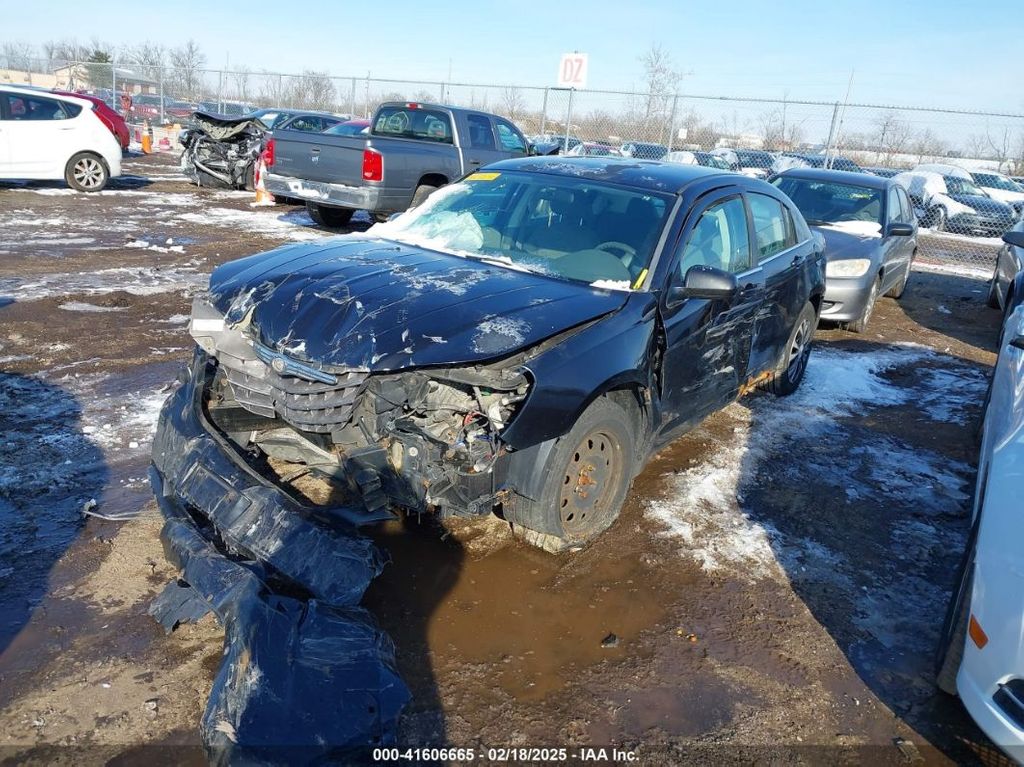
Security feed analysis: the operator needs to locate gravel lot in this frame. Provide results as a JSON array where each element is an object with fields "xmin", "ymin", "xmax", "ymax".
[{"xmin": 0, "ymin": 153, "xmax": 1010, "ymax": 764}]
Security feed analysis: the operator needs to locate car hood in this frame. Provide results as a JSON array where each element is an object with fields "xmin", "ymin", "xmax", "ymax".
[
  {"xmin": 207, "ymin": 236, "xmax": 629, "ymax": 371},
  {"xmin": 812, "ymin": 222, "xmax": 882, "ymax": 261},
  {"xmin": 948, "ymin": 193, "xmax": 1013, "ymax": 216}
]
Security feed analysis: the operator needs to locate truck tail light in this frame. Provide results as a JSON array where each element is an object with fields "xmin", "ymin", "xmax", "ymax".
[
  {"xmin": 362, "ymin": 147, "xmax": 383, "ymax": 181},
  {"xmin": 263, "ymin": 138, "xmax": 275, "ymax": 167}
]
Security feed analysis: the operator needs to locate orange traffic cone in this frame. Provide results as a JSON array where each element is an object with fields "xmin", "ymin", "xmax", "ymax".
[
  {"xmin": 141, "ymin": 121, "xmax": 152, "ymax": 154},
  {"xmin": 253, "ymin": 153, "xmax": 275, "ymax": 206}
]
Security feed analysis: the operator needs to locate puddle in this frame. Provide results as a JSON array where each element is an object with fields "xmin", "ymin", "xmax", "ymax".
[{"xmin": 367, "ymin": 519, "xmax": 670, "ymax": 702}]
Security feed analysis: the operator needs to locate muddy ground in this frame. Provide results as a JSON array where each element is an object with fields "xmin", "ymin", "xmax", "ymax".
[{"xmin": 0, "ymin": 153, "xmax": 1012, "ymax": 765}]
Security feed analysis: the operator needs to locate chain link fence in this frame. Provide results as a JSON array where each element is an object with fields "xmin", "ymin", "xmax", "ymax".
[{"xmin": 4, "ymin": 55, "xmax": 1024, "ymax": 274}]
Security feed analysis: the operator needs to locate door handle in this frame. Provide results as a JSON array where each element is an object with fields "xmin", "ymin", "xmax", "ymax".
[
  {"xmin": 791, "ymin": 254, "xmax": 805, "ymax": 266},
  {"xmin": 468, "ymin": 158, "xmax": 481, "ymax": 165},
  {"xmin": 310, "ymin": 147, "xmax": 320, "ymax": 153}
]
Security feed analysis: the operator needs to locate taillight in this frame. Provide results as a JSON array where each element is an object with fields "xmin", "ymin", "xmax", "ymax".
[
  {"xmin": 264, "ymin": 138, "xmax": 275, "ymax": 167},
  {"xmin": 362, "ymin": 147, "xmax": 383, "ymax": 181}
]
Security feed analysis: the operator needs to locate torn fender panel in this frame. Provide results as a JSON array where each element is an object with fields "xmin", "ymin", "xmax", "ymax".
[
  {"xmin": 205, "ymin": 236, "xmax": 627, "ymax": 371},
  {"xmin": 149, "ymin": 505, "xmax": 409, "ymax": 761},
  {"xmin": 151, "ymin": 357, "xmax": 386, "ymax": 605},
  {"xmin": 501, "ymin": 291, "xmax": 659, "ymax": 450}
]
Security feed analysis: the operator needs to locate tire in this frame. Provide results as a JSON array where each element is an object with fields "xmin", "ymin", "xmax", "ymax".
[
  {"xmin": 372, "ymin": 211, "xmax": 392, "ymax": 224},
  {"xmin": 306, "ymin": 202, "xmax": 354, "ymax": 228},
  {"xmin": 410, "ymin": 183, "xmax": 439, "ymax": 209},
  {"xmin": 507, "ymin": 397, "xmax": 635, "ymax": 553},
  {"xmin": 243, "ymin": 163, "xmax": 255, "ymax": 192},
  {"xmin": 766, "ymin": 302, "xmax": 816, "ymax": 397},
  {"xmin": 887, "ymin": 252, "xmax": 914, "ymax": 299},
  {"xmin": 846, "ymin": 276, "xmax": 880, "ymax": 334},
  {"xmin": 65, "ymin": 152, "xmax": 109, "ymax": 192}
]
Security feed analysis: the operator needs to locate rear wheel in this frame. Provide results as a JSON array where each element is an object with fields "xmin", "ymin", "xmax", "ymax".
[
  {"xmin": 65, "ymin": 152, "xmax": 109, "ymax": 192},
  {"xmin": 846, "ymin": 276, "xmax": 880, "ymax": 334},
  {"xmin": 410, "ymin": 183, "xmax": 439, "ymax": 209},
  {"xmin": 306, "ymin": 202, "xmax": 354, "ymax": 228},
  {"xmin": 766, "ymin": 302, "xmax": 816, "ymax": 396},
  {"xmin": 507, "ymin": 397, "xmax": 634, "ymax": 553}
]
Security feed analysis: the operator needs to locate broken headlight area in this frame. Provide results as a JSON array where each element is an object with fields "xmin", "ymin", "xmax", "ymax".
[
  {"xmin": 180, "ymin": 111, "xmax": 266, "ymax": 190},
  {"xmin": 190, "ymin": 299, "xmax": 532, "ymax": 523}
]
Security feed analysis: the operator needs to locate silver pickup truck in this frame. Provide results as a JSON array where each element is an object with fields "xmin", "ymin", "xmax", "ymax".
[{"xmin": 263, "ymin": 101, "xmax": 531, "ymax": 227}]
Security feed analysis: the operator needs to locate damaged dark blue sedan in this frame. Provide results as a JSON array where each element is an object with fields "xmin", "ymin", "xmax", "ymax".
[{"xmin": 155, "ymin": 157, "xmax": 826, "ymax": 562}]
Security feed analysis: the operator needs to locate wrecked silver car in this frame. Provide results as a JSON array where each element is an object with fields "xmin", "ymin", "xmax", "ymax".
[
  {"xmin": 180, "ymin": 111, "xmax": 266, "ymax": 190},
  {"xmin": 148, "ymin": 157, "xmax": 824, "ymax": 754}
]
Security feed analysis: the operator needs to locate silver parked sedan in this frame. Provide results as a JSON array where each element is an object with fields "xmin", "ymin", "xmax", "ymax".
[{"xmin": 773, "ymin": 168, "xmax": 917, "ymax": 332}]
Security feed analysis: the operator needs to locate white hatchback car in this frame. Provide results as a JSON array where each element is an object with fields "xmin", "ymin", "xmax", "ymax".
[
  {"xmin": 0, "ymin": 85, "xmax": 122, "ymax": 192},
  {"xmin": 937, "ymin": 303, "xmax": 1024, "ymax": 761}
]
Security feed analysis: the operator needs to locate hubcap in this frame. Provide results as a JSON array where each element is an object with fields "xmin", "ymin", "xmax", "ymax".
[
  {"xmin": 558, "ymin": 429, "xmax": 624, "ymax": 535},
  {"xmin": 786, "ymin": 316, "xmax": 812, "ymax": 380},
  {"xmin": 73, "ymin": 158, "xmax": 104, "ymax": 189}
]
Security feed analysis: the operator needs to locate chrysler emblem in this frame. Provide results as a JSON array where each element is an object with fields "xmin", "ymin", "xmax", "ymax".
[{"xmin": 270, "ymin": 357, "xmax": 286, "ymax": 374}]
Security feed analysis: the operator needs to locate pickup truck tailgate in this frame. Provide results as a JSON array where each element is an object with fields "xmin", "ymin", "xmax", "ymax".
[{"xmin": 271, "ymin": 130, "xmax": 365, "ymax": 186}]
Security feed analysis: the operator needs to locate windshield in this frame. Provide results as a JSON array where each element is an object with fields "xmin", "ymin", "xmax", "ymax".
[
  {"xmin": 367, "ymin": 170, "xmax": 673, "ymax": 290},
  {"xmin": 773, "ymin": 176, "xmax": 883, "ymax": 226},
  {"xmin": 944, "ymin": 176, "xmax": 985, "ymax": 196},
  {"xmin": 975, "ymin": 173, "xmax": 1022, "ymax": 192},
  {"xmin": 699, "ymin": 154, "xmax": 731, "ymax": 169}
]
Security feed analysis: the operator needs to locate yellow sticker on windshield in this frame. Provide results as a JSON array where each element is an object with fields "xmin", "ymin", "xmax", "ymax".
[
  {"xmin": 632, "ymin": 268, "xmax": 648, "ymax": 290},
  {"xmin": 466, "ymin": 172, "xmax": 501, "ymax": 181}
]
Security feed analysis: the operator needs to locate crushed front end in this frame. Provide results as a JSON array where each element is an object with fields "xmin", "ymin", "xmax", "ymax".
[{"xmin": 184, "ymin": 294, "xmax": 532, "ymax": 524}]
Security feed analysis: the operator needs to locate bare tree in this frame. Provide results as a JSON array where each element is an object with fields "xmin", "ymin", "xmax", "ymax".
[
  {"xmin": 638, "ymin": 44, "xmax": 681, "ymax": 142},
  {"xmin": 873, "ymin": 111, "xmax": 913, "ymax": 165},
  {"xmin": 169, "ymin": 39, "xmax": 206, "ymax": 100},
  {"xmin": 2, "ymin": 42, "xmax": 36, "ymax": 72},
  {"xmin": 909, "ymin": 128, "xmax": 946, "ymax": 165},
  {"xmin": 230, "ymin": 66, "xmax": 251, "ymax": 103},
  {"xmin": 500, "ymin": 86, "xmax": 526, "ymax": 123},
  {"xmin": 288, "ymin": 70, "xmax": 336, "ymax": 110},
  {"xmin": 985, "ymin": 124, "xmax": 1015, "ymax": 169},
  {"xmin": 758, "ymin": 104, "xmax": 804, "ymax": 151},
  {"xmin": 124, "ymin": 41, "xmax": 166, "ymax": 82}
]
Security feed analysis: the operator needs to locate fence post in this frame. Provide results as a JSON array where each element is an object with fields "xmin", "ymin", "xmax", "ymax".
[
  {"xmin": 540, "ymin": 87, "xmax": 549, "ymax": 135},
  {"xmin": 350, "ymin": 78, "xmax": 357, "ymax": 117},
  {"xmin": 666, "ymin": 94, "xmax": 679, "ymax": 153},
  {"xmin": 111, "ymin": 59, "xmax": 117, "ymax": 113},
  {"xmin": 439, "ymin": 82, "xmax": 445, "ymax": 104},
  {"xmin": 159, "ymin": 66, "xmax": 165, "ymax": 124},
  {"xmin": 823, "ymin": 101, "xmax": 840, "ymax": 169},
  {"xmin": 217, "ymin": 70, "xmax": 223, "ymax": 112},
  {"xmin": 564, "ymin": 88, "xmax": 574, "ymax": 151}
]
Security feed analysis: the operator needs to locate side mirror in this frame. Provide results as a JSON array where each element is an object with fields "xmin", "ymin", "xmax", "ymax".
[
  {"xmin": 1002, "ymin": 231, "xmax": 1024, "ymax": 249},
  {"xmin": 887, "ymin": 222, "xmax": 914, "ymax": 237},
  {"xmin": 668, "ymin": 265, "xmax": 739, "ymax": 306}
]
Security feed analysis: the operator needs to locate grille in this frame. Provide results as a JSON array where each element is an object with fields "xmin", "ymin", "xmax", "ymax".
[{"xmin": 216, "ymin": 351, "xmax": 367, "ymax": 435}]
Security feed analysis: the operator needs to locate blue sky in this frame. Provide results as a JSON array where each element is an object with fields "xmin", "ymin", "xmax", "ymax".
[{"xmin": 2, "ymin": 0, "xmax": 1019, "ymax": 112}]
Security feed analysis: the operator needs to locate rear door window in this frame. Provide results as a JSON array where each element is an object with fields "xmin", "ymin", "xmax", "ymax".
[
  {"xmin": 372, "ymin": 106, "xmax": 453, "ymax": 144},
  {"xmin": 466, "ymin": 114, "xmax": 496, "ymax": 150},
  {"xmin": 748, "ymin": 193, "xmax": 797, "ymax": 261}
]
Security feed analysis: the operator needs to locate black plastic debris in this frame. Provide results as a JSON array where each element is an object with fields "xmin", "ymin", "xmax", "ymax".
[{"xmin": 149, "ymin": 506, "xmax": 409, "ymax": 763}]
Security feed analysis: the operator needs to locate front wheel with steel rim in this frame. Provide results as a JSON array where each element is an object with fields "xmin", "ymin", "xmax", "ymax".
[
  {"xmin": 846, "ymin": 276, "xmax": 880, "ymax": 334},
  {"xmin": 507, "ymin": 397, "xmax": 635, "ymax": 553},
  {"xmin": 64, "ymin": 152, "xmax": 109, "ymax": 192},
  {"xmin": 767, "ymin": 301, "xmax": 817, "ymax": 397}
]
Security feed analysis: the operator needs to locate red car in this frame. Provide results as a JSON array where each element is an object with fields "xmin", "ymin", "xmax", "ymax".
[{"xmin": 52, "ymin": 90, "xmax": 129, "ymax": 151}]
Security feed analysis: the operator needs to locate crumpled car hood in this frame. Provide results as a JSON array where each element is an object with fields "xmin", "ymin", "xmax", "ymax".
[{"xmin": 207, "ymin": 236, "xmax": 628, "ymax": 370}]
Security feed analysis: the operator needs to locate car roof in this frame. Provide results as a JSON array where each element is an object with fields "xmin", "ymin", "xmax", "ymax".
[
  {"xmin": 0, "ymin": 85, "xmax": 92, "ymax": 107},
  {"xmin": 775, "ymin": 167, "xmax": 890, "ymax": 189},
  {"xmin": 485, "ymin": 156, "xmax": 732, "ymax": 192}
]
